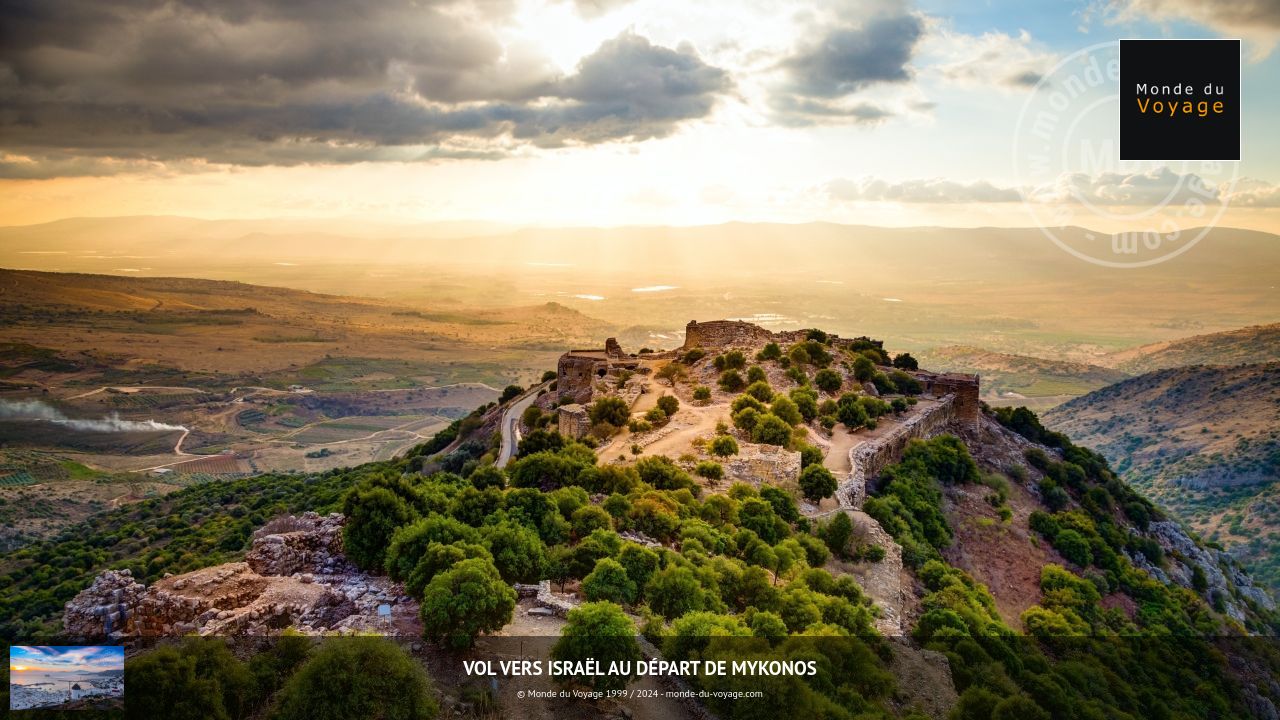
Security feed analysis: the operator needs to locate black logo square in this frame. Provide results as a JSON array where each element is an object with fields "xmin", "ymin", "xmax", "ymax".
[{"xmin": 1120, "ymin": 39, "xmax": 1240, "ymax": 161}]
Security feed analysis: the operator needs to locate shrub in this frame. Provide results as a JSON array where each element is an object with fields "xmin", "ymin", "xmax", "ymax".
[
  {"xmin": 710, "ymin": 435, "xmax": 739, "ymax": 457},
  {"xmin": 693, "ymin": 385, "xmax": 711, "ymax": 401},
  {"xmin": 343, "ymin": 487, "xmax": 417, "ymax": 573},
  {"xmin": 656, "ymin": 395, "xmax": 680, "ymax": 416},
  {"xmin": 126, "ymin": 639, "xmax": 257, "ymax": 720},
  {"xmin": 405, "ymin": 542, "xmax": 492, "ymax": 599},
  {"xmin": 647, "ymin": 566, "xmax": 711, "ymax": 619},
  {"xmin": 695, "ymin": 461, "xmax": 724, "ymax": 481},
  {"xmin": 644, "ymin": 407, "xmax": 668, "ymax": 424},
  {"xmin": 892, "ymin": 353, "xmax": 918, "ymax": 371},
  {"xmin": 745, "ymin": 380, "xmax": 775, "ymax": 402},
  {"xmin": 571, "ymin": 504, "xmax": 613, "ymax": 538},
  {"xmin": 500, "ymin": 385, "xmax": 524, "ymax": 403},
  {"xmin": 853, "ymin": 356, "xmax": 875, "ymax": 382},
  {"xmin": 635, "ymin": 455, "xmax": 696, "ymax": 491},
  {"xmin": 552, "ymin": 602, "xmax": 642, "ymax": 692},
  {"xmin": 468, "ymin": 465, "xmax": 506, "ymax": 491},
  {"xmin": 589, "ymin": 397, "xmax": 631, "ymax": 427},
  {"xmin": 582, "ymin": 558, "xmax": 637, "ymax": 604},
  {"xmin": 1053, "ymin": 529, "xmax": 1093, "ymax": 567},
  {"xmin": 718, "ymin": 370, "xmax": 745, "ymax": 392},
  {"xmin": 419, "ymin": 558, "xmax": 516, "ymax": 649},
  {"xmin": 751, "ymin": 413, "xmax": 793, "ymax": 446},
  {"xmin": 269, "ymin": 638, "xmax": 439, "ymax": 720},
  {"xmin": 770, "ymin": 395, "xmax": 803, "ymax": 426},
  {"xmin": 747, "ymin": 365, "xmax": 768, "ymax": 384},
  {"xmin": 799, "ymin": 464, "xmax": 838, "ymax": 502},
  {"xmin": 814, "ymin": 369, "xmax": 843, "ymax": 393},
  {"xmin": 758, "ymin": 342, "xmax": 782, "ymax": 361}
]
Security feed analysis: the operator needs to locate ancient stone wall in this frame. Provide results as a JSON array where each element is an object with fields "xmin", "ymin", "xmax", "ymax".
[
  {"xmin": 914, "ymin": 372, "xmax": 980, "ymax": 427},
  {"xmin": 722, "ymin": 442, "xmax": 802, "ymax": 493},
  {"xmin": 64, "ymin": 512, "xmax": 415, "ymax": 638},
  {"xmin": 836, "ymin": 397, "xmax": 958, "ymax": 508},
  {"xmin": 557, "ymin": 352, "xmax": 610, "ymax": 403},
  {"xmin": 682, "ymin": 320, "xmax": 777, "ymax": 350},
  {"xmin": 556, "ymin": 404, "xmax": 590, "ymax": 440}
]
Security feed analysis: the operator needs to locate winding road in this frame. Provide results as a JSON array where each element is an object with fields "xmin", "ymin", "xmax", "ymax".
[{"xmin": 496, "ymin": 382, "xmax": 550, "ymax": 468}]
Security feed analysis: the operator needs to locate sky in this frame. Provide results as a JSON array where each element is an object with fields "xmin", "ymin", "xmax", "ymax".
[
  {"xmin": 9, "ymin": 646, "xmax": 124, "ymax": 685},
  {"xmin": 2, "ymin": 0, "xmax": 1279, "ymax": 231}
]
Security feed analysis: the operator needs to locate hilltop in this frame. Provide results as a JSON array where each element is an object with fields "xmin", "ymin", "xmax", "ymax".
[
  {"xmin": 1045, "ymin": 362, "xmax": 1280, "ymax": 594},
  {"xmin": 1102, "ymin": 322, "xmax": 1280, "ymax": 374},
  {"xmin": 2, "ymin": 319, "xmax": 1277, "ymax": 720}
]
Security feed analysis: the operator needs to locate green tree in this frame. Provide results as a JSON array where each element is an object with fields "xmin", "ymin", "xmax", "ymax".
[
  {"xmin": 483, "ymin": 521, "xmax": 547, "ymax": 583},
  {"xmin": 710, "ymin": 435, "xmax": 739, "ymax": 457},
  {"xmin": 770, "ymin": 395, "xmax": 803, "ymax": 426},
  {"xmin": 406, "ymin": 542, "xmax": 493, "ymax": 599},
  {"xmin": 853, "ymin": 356, "xmax": 875, "ymax": 382},
  {"xmin": 747, "ymin": 365, "xmax": 768, "ymax": 384},
  {"xmin": 718, "ymin": 369, "xmax": 746, "ymax": 392},
  {"xmin": 589, "ymin": 397, "xmax": 631, "ymax": 427},
  {"xmin": 814, "ymin": 369, "xmax": 843, "ymax": 394},
  {"xmin": 751, "ymin": 413, "xmax": 793, "ymax": 446},
  {"xmin": 571, "ymin": 504, "xmax": 613, "ymax": 538},
  {"xmin": 758, "ymin": 342, "xmax": 782, "ymax": 361},
  {"xmin": 656, "ymin": 394, "xmax": 680, "ymax": 416},
  {"xmin": 745, "ymin": 380, "xmax": 775, "ymax": 402},
  {"xmin": 419, "ymin": 558, "xmax": 516, "ymax": 649},
  {"xmin": 385, "ymin": 514, "xmax": 480, "ymax": 581},
  {"xmin": 647, "ymin": 566, "xmax": 711, "ymax": 619},
  {"xmin": 552, "ymin": 602, "xmax": 642, "ymax": 692},
  {"xmin": 635, "ymin": 455, "xmax": 695, "ymax": 491},
  {"xmin": 269, "ymin": 638, "xmax": 439, "ymax": 720},
  {"xmin": 468, "ymin": 465, "xmax": 506, "ymax": 490},
  {"xmin": 693, "ymin": 385, "xmax": 711, "ymax": 401},
  {"xmin": 126, "ymin": 639, "xmax": 257, "ymax": 720},
  {"xmin": 500, "ymin": 385, "xmax": 524, "ymax": 403},
  {"xmin": 821, "ymin": 512, "xmax": 854, "ymax": 557},
  {"xmin": 342, "ymin": 486, "xmax": 418, "ymax": 573},
  {"xmin": 582, "ymin": 557, "xmax": 638, "ymax": 604},
  {"xmin": 892, "ymin": 353, "xmax": 919, "ymax": 370},
  {"xmin": 799, "ymin": 464, "xmax": 838, "ymax": 502}
]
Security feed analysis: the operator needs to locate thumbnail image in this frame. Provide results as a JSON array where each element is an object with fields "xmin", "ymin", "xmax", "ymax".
[{"xmin": 9, "ymin": 646, "xmax": 124, "ymax": 711}]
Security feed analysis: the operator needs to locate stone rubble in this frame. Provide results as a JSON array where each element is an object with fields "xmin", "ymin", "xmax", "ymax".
[{"xmin": 64, "ymin": 512, "xmax": 416, "ymax": 639}]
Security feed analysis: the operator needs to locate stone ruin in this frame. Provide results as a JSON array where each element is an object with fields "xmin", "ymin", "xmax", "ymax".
[
  {"xmin": 64, "ymin": 512, "xmax": 417, "ymax": 639},
  {"xmin": 556, "ymin": 403, "xmax": 591, "ymax": 440},
  {"xmin": 556, "ymin": 337, "xmax": 644, "ymax": 404}
]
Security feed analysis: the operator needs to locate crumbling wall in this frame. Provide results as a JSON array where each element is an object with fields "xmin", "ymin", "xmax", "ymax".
[
  {"xmin": 64, "ymin": 512, "xmax": 415, "ymax": 638},
  {"xmin": 557, "ymin": 404, "xmax": 591, "ymax": 440},
  {"xmin": 682, "ymin": 320, "xmax": 777, "ymax": 350},
  {"xmin": 722, "ymin": 443, "xmax": 802, "ymax": 493}
]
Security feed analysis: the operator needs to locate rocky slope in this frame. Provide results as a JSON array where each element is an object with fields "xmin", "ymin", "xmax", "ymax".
[{"xmin": 1045, "ymin": 363, "xmax": 1280, "ymax": 594}]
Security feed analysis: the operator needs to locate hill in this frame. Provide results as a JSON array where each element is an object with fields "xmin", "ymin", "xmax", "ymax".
[
  {"xmin": 3, "ymin": 218, "xmax": 1279, "ymax": 361},
  {"xmin": 1103, "ymin": 323, "xmax": 1280, "ymax": 374},
  {"xmin": 1045, "ymin": 363, "xmax": 1280, "ymax": 593},
  {"xmin": 917, "ymin": 346, "xmax": 1130, "ymax": 410}
]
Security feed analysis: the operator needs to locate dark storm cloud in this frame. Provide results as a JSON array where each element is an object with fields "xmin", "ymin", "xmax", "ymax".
[
  {"xmin": 0, "ymin": 1, "xmax": 730, "ymax": 177},
  {"xmin": 772, "ymin": 9, "xmax": 923, "ymax": 124}
]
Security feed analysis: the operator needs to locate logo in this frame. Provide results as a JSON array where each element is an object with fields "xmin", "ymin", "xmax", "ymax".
[
  {"xmin": 1120, "ymin": 39, "xmax": 1240, "ymax": 161},
  {"xmin": 1013, "ymin": 42, "xmax": 1240, "ymax": 269}
]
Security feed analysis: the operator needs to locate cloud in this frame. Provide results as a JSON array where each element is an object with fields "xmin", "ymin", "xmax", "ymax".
[
  {"xmin": 1092, "ymin": 0, "xmax": 1280, "ymax": 56},
  {"xmin": 771, "ymin": 5, "xmax": 924, "ymax": 124},
  {"xmin": 781, "ymin": 14, "xmax": 924, "ymax": 97},
  {"xmin": 1026, "ymin": 167, "xmax": 1223, "ymax": 206},
  {"xmin": 1222, "ymin": 177, "xmax": 1280, "ymax": 207},
  {"xmin": 925, "ymin": 28, "xmax": 1058, "ymax": 90},
  {"xmin": 0, "ymin": 2, "xmax": 730, "ymax": 177},
  {"xmin": 826, "ymin": 177, "xmax": 1022, "ymax": 203}
]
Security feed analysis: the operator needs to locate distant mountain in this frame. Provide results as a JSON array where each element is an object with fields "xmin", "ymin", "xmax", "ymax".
[
  {"xmin": 919, "ymin": 345, "xmax": 1130, "ymax": 409},
  {"xmin": 1102, "ymin": 323, "xmax": 1280, "ymax": 374},
  {"xmin": 1045, "ymin": 363, "xmax": 1280, "ymax": 593}
]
